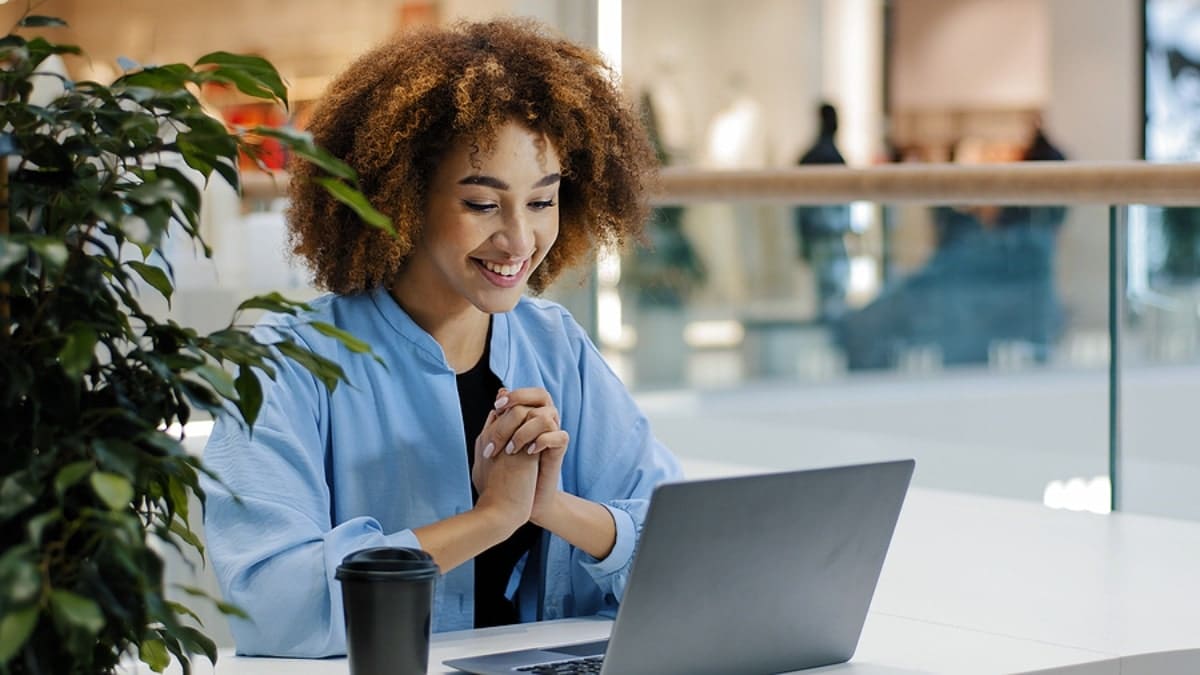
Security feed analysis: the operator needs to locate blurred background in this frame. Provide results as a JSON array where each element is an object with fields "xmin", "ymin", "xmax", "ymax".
[{"xmin": 7, "ymin": 0, "xmax": 1197, "ymax": 522}]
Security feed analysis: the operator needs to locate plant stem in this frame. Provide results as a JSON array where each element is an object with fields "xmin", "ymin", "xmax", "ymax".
[{"xmin": 1, "ymin": 156, "xmax": 9, "ymax": 338}]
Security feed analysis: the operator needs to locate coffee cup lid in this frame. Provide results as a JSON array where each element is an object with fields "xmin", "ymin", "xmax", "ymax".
[{"xmin": 335, "ymin": 546, "xmax": 440, "ymax": 582}]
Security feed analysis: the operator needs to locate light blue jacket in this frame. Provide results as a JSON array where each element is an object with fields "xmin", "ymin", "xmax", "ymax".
[{"xmin": 201, "ymin": 287, "xmax": 682, "ymax": 657}]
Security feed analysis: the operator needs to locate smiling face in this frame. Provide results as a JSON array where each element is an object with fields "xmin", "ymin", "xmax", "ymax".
[{"xmin": 391, "ymin": 120, "xmax": 562, "ymax": 325}]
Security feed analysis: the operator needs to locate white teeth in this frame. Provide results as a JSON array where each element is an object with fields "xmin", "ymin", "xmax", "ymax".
[{"xmin": 482, "ymin": 260, "xmax": 522, "ymax": 276}]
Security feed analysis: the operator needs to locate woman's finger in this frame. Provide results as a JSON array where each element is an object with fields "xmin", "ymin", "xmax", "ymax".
[
  {"xmin": 525, "ymin": 429, "xmax": 569, "ymax": 455},
  {"xmin": 485, "ymin": 404, "xmax": 534, "ymax": 457},
  {"xmin": 494, "ymin": 386, "xmax": 553, "ymax": 413},
  {"xmin": 479, "ymin": 408, "xmax": 499, "ymax": 458},
  {"xmin": 504, "ymin": 407, "xmax": 560, "ymax": 455}
]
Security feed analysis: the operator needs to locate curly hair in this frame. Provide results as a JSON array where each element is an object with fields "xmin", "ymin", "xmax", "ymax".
[{"xmin": 287, "ymin": 18, "xmax": 659, "ymax": 295}]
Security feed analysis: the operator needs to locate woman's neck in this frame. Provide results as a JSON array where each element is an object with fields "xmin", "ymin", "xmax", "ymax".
[{"xmin": 387, "ymin": 283, "xmax": 490, "ymax": 373}]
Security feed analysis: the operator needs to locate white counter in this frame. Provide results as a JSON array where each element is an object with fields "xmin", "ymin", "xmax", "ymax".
[{"xmin": 126, "ymin": 461, "xmax": 1200, "ymax": 674}]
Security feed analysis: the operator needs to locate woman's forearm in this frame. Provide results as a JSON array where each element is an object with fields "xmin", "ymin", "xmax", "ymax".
[
  {"xmin": 413, "ymin": 505, "xmax": 521, "ymax": 573},
  {"xmin": 531, "ymin": 492, "xmax": 617, "ymax": 561}
]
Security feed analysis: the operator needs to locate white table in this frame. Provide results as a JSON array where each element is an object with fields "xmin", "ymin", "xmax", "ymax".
[{"xmin": 132, "ymin": 462, "xmax": 1200, "ymax": 674}]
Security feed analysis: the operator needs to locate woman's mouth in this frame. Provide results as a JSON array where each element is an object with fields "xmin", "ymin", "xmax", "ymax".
[{"xmin": 474, "ymin": 257, "xmax": 529, "ymax": 288}]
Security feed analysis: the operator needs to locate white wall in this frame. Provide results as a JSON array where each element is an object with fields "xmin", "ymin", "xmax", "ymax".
[
  {"xmin": 891, "ymin": 0, "xmax": 1050, "ymax": 111},
  {"xmin": 622, "ymin": 0, "xmax": 824, "ymax": 167},
  {"xmin": 1045, "ymin": 0, "xmax": 1142, "ymax": 160}
]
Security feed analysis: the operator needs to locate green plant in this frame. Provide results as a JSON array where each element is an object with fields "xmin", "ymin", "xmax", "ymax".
[{"xmin": 0, "ymin": 13, "xmax": 390, "ymax": 675}]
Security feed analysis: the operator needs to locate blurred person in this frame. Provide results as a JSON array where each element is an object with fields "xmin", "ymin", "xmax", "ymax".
[
  {"xmin": 794, "ymin": 102, "xmax": 852, "ymax": 322},
  {"xmin": 838, "ymin": 123, "xmax": 1069, "ymax": 369},
  {"xmin": 201, "ymin": 19, "xmax": 682, "ymax": 657}
]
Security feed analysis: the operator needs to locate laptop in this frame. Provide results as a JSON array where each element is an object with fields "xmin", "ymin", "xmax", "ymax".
[{"xmin": 444, "ymin": 459, "xmax": 914, "ymax": 675}]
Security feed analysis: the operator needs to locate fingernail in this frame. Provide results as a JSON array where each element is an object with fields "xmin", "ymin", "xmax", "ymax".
[
  {"xmin": 493, "ymin": 396, "xmax": 509, "ymax": 409},
  {"xmin": 505, "ymin": 441, "xmax": 515, "ymax": 455},
  {"xmin": 483, "ymin": 442, "xmax": 495, "ymax": 458},
  {"xmin": 526, "ymin": 443, "xmax": 537, "ymax": 455}
]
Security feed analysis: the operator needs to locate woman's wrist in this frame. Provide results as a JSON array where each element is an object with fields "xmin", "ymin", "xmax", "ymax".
[
  {"xmin": 529, "ymin": 489, "xmax": 563, "ymax": 529},
  {"xmin": 474, "ymin": 494, "xmax": 530, "ymax": 537}
]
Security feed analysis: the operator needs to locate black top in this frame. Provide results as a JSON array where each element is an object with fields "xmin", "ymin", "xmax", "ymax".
[{"xmin": 456, "ymin": 329, "xmax": 543, "ymax": 628}]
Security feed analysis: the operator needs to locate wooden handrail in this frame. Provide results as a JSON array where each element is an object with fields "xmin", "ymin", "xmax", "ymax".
[
  {"xmin": 654, "ymin": 161, "xmax": 1200, "ymax": 206},
  {"xmin": 242, "ymin": 161, "xmax": 1200, "ymax": 206}
]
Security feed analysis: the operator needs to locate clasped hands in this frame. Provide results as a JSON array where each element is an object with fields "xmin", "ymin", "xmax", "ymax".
[{"xmin": 471, "ymin": 387, "xmax": 568, "ymax": 534}]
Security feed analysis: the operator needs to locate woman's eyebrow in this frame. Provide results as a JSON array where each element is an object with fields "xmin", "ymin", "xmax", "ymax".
[
  {"xmin": 459, "ymin": 175, "xmax": 509, "ymax": 190},
  {"xmin": 458, "ymin": 172, "xmax": 561, "ymax": 190},
  {"xmin": 533, "ymin": 172, "xmax": 561, "ymax": 188}
]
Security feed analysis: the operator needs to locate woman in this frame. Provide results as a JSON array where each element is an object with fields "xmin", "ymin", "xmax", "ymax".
[{"xmin": 201, "ymin": 18, "xmax": 682, "ymax": 657}]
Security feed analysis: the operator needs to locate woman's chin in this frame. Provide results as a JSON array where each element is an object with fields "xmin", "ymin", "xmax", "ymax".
[{"xmin": 472, "ymin": 290, "xmax": 524, "ymax": 315}]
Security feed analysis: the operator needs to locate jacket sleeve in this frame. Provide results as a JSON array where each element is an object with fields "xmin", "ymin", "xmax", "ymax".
[
  {"xmin": 200, "ymin": 327, "xmax": 420, "ymax": 657},
  {"xmin": 563, "ymin": 323, "xmax": 683, "ymax": 602}
]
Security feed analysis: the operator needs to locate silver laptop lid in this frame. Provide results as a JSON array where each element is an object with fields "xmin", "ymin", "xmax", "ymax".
[{"xmin": 601, "ymin": 459, "xmax": 914, "ymax": 675}]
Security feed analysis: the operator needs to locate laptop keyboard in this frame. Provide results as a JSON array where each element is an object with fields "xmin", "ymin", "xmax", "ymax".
[{"xmin": 516, "ymin": 655, "xmax": 604, "ymax": 674}]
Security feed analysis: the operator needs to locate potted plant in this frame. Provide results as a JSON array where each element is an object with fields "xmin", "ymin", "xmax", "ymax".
[{"xmin": 0, "ymin": 13, "xmax": 389, "ymax": 674}]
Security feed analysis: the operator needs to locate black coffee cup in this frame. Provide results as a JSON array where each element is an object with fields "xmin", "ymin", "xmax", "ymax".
[{"xmin": 336, "ymin": 547, "xmax": 439, "ymax": 675}]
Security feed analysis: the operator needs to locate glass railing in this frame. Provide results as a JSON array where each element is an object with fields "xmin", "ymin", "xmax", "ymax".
[
  {"xmin": 1117, "ymin": 204, "xmax": 1200, "ymax": 520},
  {"xmin": 547, "ymin": 162, "xmax": 1200, "ymax": 521},
  {"xmin": 572, "ymin": 198, "xmax": 1113, "ymax": 514}
]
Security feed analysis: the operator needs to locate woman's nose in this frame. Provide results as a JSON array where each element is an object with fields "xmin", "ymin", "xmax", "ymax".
[{"xmin": 494, "ymin": 211, "xmax": 535, "ymax": 256}]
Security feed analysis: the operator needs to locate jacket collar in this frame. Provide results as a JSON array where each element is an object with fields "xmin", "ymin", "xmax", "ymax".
[{"xmin": 367, "ymin": 285, "xmax": 512, "ymax": 381}]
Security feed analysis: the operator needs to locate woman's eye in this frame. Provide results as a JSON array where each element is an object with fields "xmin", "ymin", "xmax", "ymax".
[
  {"xmin": 463, "ymin": 201, "xmax": 497, "ymax": 213},
  {"xmin": 530, "ymin": 200, "xmax": 556, "ymax": 210}
]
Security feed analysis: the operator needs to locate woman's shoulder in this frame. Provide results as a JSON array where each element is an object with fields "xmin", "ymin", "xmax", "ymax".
[
  {"xmin": 508, "ymin": 296, "xmax": 587, "ymax": 341},
  {"xmin": 251, "ymin": 292, "xmax": 372, "ymax": 345}
]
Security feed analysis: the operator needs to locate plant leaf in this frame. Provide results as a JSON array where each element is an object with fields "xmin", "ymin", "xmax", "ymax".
[
  {"xmin": 166, "ymin": 601, "xmax": 202, "ymax": 626},
  {"xmin": 127, "ymin": 178, "xmax": 192, "ymax": 207},
  {"xmin": 0, "ymin": 475, "xmax": 37, "ymax": 520},
  {"xmin": 0, "ymin": 550, "xmax": 41, "ymax": 605},
  {"xmin": 58, "ymin": 324, "xmax": 98, "ymax": 377},
  {"xmin": 214, "ymin": 600, "xmax": 249, "ymax": 620},
  {"xmin": 142, "ymin": 432, "xmax": 184, "ymax": 457},
  {"xmin": 275, "ymin": 341, "xmax": 346, "ymax": 392},
  {"xmin": 235, "ymin": 291, "xmax": 311, "ymax": 315},
  {"xmin": 178, "ymin": 625, "xmax": 218, "ymax": 664},
  {"xmin": 54, "ymin": 461, "xmax": 93, "ymax": 496},
  {"xmin": 90, "ymin": 472, "xmax": 134, "ymax": 511},
  {"xmin": 252, "ymin": 126, "xmax": 354, "ymax": 180},
  {"xmin": 50, "ymin": 590, "xmax": 105, "ymax": 635},
  {"xmin": 192, "ymin": 363, "xmax": 237, "ymax": 401},
  {"xmin": 0, "ymin": 239, "xmax": 27, "ymax": 273},
  {"xmin": 0, "ymin": 605, "xmax": 38, "ymax": 663},
  {"xmin": 26, "ymin": 509, "xmax": 60, "ymax": 546},
  {"xmin": 172, "ymin": 585, "xmax": 210, "ymax": 599},
  {"xmin": 176, "ymin": 135, "xmax": 239, "ymax": 190},
  {"xmin": 152, "ymin": 165, "xmax": 203, "ymax": 217},
  {"xmin": 166, "ymin": 475, "xmax": 190, "ymax": 524},
  {"xmin": 169, "ymin": 518, "xmax": 204, "ymax": 557},
  {"xmin": 24, "ymin": 36, "xmax": 81, "ymax": 64},
  {"xmin": 234, "ymin": 366, "xmax": 262, "ymax": 427},
  {"xmin": 27, "ymin": 239, "xmax": 68, "ymax": 271},
  {"xmin": 116, "ymin": 63, "xmax": 191, "ymax": 92},
  {"xmin": 128, "ymin": 261, "xmax": 173, "ymax": 304},
  {"xmin": 313, "ymin": 177, "xmax": 394, "ymax": 234},
  {"xmin": 139, "ymin": 638, "xmax": 170, "ymax": 672},
  {"xmin": 20, "ymin": 15, "xmax": 68, "ymax": 27},
  {"xmin": 309, "ymin": 321, "xmax": 372, "ymax": 354},
  {"xmin": 195, "ymin": 52, "xmax": 287, "ymax": 103}
]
